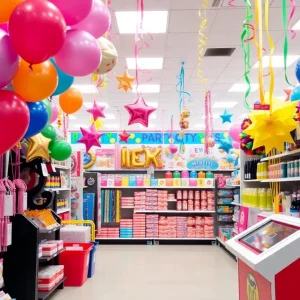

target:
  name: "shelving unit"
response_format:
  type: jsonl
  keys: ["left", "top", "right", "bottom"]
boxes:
{"left": 100, "top": 186, "right": 215, "bottom": 189}
{"left": 39, "top": 248, "right": 66, "bottom": 263}
{"left": 134, "top": 210, "right": 216, "bottom": 214}
{"left": 38, "top": 276, "right": 66, "bottom": 300}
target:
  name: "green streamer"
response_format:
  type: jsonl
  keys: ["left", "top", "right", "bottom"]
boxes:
{"left": 282, "top": 0, "right": 294, "bottom": 86}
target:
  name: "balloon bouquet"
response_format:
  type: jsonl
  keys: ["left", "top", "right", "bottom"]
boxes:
{"left": 0, "top": 0, "right": 114, "bottom": 162}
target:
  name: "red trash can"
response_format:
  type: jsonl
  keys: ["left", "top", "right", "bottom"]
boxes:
{"left": 59, "top": 243, "right": 93, "bottom": 286}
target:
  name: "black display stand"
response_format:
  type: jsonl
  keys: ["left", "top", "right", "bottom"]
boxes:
{"left": 3, "top": 212, "right": 65, "bottom": 300}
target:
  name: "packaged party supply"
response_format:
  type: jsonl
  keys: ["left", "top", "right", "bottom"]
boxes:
{"left": 107, "top": 174, "right": 114, "bottom": 187}
{"left": 60, "top": 225, "right": 91, "bottom": 243}
{"left": 217, "top": 190, "right": 233, "bottom": 197}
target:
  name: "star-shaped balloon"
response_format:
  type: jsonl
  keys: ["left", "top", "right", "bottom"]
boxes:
{"left": 124, "top": 95, "right": 156, "bottom": 127}
{"left": 77, "top": 124, "right": 103, "bottom": 152}
{"left": 87, "top": 100, "right": 106, "bottom": 121}
{"left": 218, "top": 137, "right": 233, "bottom": 154}
{"left": 119, "top": 130, "right": 130, "bottom": 143}
{"left": 244, "top": 92, "right": 297, "bottom": 154}
{"left": 284, "top": 89, "right": 292, "bottom": 102}
{"left": 296, "top": 102, "right": 300, "bottom": 114}
{"left": 220, "top": 109, "right": 233, "bottom": 124}
{"left": 116, "top": 70, "right": 135, "bottom": 92}
{"left": 26, "top": 134, "right": 51, "bottom": 162}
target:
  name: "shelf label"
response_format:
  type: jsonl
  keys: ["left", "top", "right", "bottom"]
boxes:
{"left": 4, "top": 194, "right": 13, "bottom": 216}
{"left": 41, "top": 163, "right": 49, "bottom": 177}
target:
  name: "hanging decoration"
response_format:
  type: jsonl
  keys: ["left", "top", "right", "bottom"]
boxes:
{"left": 77, "top": 123, "right": 103, "bottom": 152}
{"left": 168, "top": 116, "right": 178, "bottom": 154}
{"left": 220, "top": 109, "right": 233, "bottom": 124}
{"left": 116, "top": 70, "right": 136, "bottom": 92}
{"left": 90, "top": 117, "right": 104, "bottom": 131}
{"left": 218, "top": 137, "right": 233, "bottom": 154}
{"left": 204, "top": 91, "right": 214, "bottom": 154}
{"left": 26, "top": 134, "right": 51, "bottom": 162}
{"left": 284, "top": 89, "right": 292, "bottom": 101}
{"left": 59, "top": 87, "right": 83, "bottom": 115}
{"left": 124, "top": 95, "right": 156, "bottom": 127}
{"left": 119, "top": 130, "right": 131, "bottom": 143}
{"left": 296, "top": 102, "right": 300, "bottom": 121}
{"left": 49, "top": 140, "right": 72, "bottom": 161}
{"left": 87, "top": 99, "right": 106, "bottom": 120}
{"left": 243, "top": 93, "right": 297, "bottom": 154}
{"left": 83, "top": 151, "right": 96, "bottom": 169}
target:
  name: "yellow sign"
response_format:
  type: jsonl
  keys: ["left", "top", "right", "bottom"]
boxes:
{"left": 247, "top": 273, "right": 259, "bottom": 300}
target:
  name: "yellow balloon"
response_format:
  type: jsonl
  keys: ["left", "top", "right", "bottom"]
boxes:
{"left": 144, "top": 148, "right": 162, "bottom": 168}
{"left": 121, "top": 148, "right": 131, "bottom": 168}
{"left": 131, "top": 148, "right": 144, "bottom": 168}
{"left": 26, "top": 134, "right": 51, "bottom": 162}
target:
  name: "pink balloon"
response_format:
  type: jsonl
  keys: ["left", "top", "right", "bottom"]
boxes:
{"left": 50, "top": 103, "right": 58, "bottom": 124}
{"left": 232, "top": 141, "right": 240, "bottom": 149}
{"left": 0, "top": 90, "right": 30, "bottom": 155}
{"left": 0, "top": 29, "right": 19, "bottom": 89}
{"left": 0, "top": 23, "right": 8, "bottom": 33}
{"left": 229, "top": 124, "right": 242, "bottom": 143}
{"left": 9, "top": 0, "right": 66, "bottom": 65}
{"left": 169, "top": 144, "right": 178, "bottom": 154}
{"left": 72, "top": 0, "right": 111, "bottom": 38}
{"left": 48, "top": 0, "right": 93, "bottom": 26}
{"left": 54, "top": 29, "right": 101, "bottom": 77}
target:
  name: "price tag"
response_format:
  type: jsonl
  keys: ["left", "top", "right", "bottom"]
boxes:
{"left": 23, "top": 192, "right": 28, "bottom": 211}
{"left": 4, "top": 194, "right": 13, "bottom": 216}
{"left": 6, "top": 223, "right": 12, "bottom": 246}
{"left": 41, "top": 163, "right": 49, "bottom": 177}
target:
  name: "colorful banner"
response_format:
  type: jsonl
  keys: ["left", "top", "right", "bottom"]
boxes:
{"left": 70, "top": 131, "right": 229, "bottom": 145}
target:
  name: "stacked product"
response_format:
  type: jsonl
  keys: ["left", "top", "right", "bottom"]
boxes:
{"left": 97, "top": 228, "right": 108, "bottom": 239}
{"left": 40, "top": 240, "right": 64, "bottom": 257}
{"left": 195, "top": 217, "right": 205, "bottom": 238}
{"left": 146, "top": 189, "right": 158, "bottom": 210}
{"left": 146, "top": 214, "right": 159, "bottom": 238}
{"left": 38, "top": 265, "right": 64, "bottom": 292}
{"left": 101, "top": 189, "right": 121, "bottom": 223}
{"left": 201, "top": 190, "right": 215, "bottom": 211}
{"left": 168, "top": 193, "right": 176, "bottom": 202}
{"left": 187, "top": 217, "right": 196, "bottom": 238}
{"left": 204, "top": 217, "right": 214, "bottom": 238}
{"left": 158, "top": 216, "right": 177, "bottom": 238}
{"left": 267, "top": 159, "right": 300, "bottom": 179}
{"left": 134, "top": 191, "right": 146, "bottom": 210}
{"left": 96, "top": 228, "right": 120, "bottom": 239}
{"left": 157, "top": 190, "right": 168, "bottom": 210}
{"left": 120, "top": 219, "right": 133, "bottom": 238}
{"left": 133, "top": 214, "right": 146, "bottom": 238}
{"left": 176, "top": 217, "right": 187, "bottom": 238}
{"left": 121, "top": 197, "right": 134, "bottom": 208}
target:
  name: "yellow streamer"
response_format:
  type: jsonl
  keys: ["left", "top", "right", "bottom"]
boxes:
{"left": 197, "top": 0, "right": 209, "bottom": 86}
{"left": 264, "top": 0, "right": 275, "bottom": 111}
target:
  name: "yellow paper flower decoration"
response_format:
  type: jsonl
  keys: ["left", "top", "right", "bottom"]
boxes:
{"left": 90, "top": 116, "right": 104, "bottom": 131}
{"left": 244, "top": 93, "right": 297, "bottom": 154}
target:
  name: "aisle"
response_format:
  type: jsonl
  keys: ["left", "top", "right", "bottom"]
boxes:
{"left": 53, "top": 245, "right": 238, "bottom": 300}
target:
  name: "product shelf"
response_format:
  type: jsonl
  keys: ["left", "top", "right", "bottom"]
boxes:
{"left": 39, "top": 248, "right": 65, "bottom": 263}
{"left": 261, "top": 177, "right": 300, "bottom": 183}
{"left": 100, "top": 186, "right": 215, "bottom": 189}
{"left": 260, "top": 148, "right": 300, "bottom": 162}
{"left": 39, "top": 225, "right": 62, "bottom": 234}
{"left": 134, "top": 210, "right": 215, "bottom": 214}
{"left": 57, "top": 208, "right": 70, "bottom": 214}
{"left": 44, "top": 188, "right": 71, "bottom": 191}
{"left": 38, "top": 276, "right": 66, "bottom": 300}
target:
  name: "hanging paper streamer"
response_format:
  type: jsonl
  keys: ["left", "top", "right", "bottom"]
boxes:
{"left": 288, "top": 0, "right": 296, "bottom": 39}
{"left": 204, "top": 91, "right": 214, "bottom": 155}
{"left": 176, "top": 62, "right": 191, "bottom": 111}
{"left": 197, "top": 0, "right": 209, "bottom": 86}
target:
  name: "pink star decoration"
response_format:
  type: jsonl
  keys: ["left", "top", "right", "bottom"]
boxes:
{"left": 77, "top": 124, "right": 103, "bottom": 152}
{"left": 87, "top": 100, "right": 106, "bottom": 121}
{"left": 124, "top": 95, "right": 156, "bottom": 127}
{"left": 119, "top": 130, "right": 131, "bottom": 143}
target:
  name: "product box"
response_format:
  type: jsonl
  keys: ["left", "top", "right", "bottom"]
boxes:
{"left": 150, "top": 178, "right": 158, "bottom": 186}
{"left": 129, "top": 175, "right": 137, "bottom": 186}
{"left": 107, "top": 174, "right": 114, "bottom": 187}
{"left": 173, "top": 178, "right": 181, "bottom": 186}
{"left": 158, "top": 179, "right": 166, "bottom": 187}
{"left": 181, "top": 178, "right": 189, "bottom": 187}
{"left": 166, "top": 178, "right": 173, "bottom": 186}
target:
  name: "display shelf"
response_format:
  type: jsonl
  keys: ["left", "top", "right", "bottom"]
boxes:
{"left": 51, "top": 164, "right": 70, "bottom": 170}
{"left": 216, "top": 237, "right": 227, "bottom": 246}
{"left": 238, "top": 204, "right": 273, "bottom": 211}
{"left": 44, "top": 188, "right": 71, "bottom": 191}
{"left": 38, "top": 276, "right": 66, "bottom": 300}
{"left": 121, "top": 207, "right": 134, "bottom": 209}
{"left": 89, "top": 169, "right": 235, "bottom": 172}
{"left": 39, "top": 225, "right": 62, "bottom": 234}
{"left": 244, "top": 179, "right": 261, "bottom": 182}
{"left": 39, "top": 248, "right": 65, "bottom": 262}
{"left": 260, "top": 148, "right": 300, "bottom": 162}
{"left": 134, "top": 210, "right": 215, "bottom": 214}
{"left": 57, "top": 208, "right": 70, "bottom": 214}
{"left": 261, "top": 177, "right": 300, "bottom": 183}
{"left": 154, "top": 237, "right": 216, "bottom": 241}
{"left": 231, "top": 202, "right": 242, "bottom": 206}
{"left": 100, "top": 186, "right": 215, "bottom": 189}
{"left": 96, "top": 237, "right": 152, "bottom": 240}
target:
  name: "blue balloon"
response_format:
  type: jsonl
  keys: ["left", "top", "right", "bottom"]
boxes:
{"left": 227, "top": 155, "right": 234, "bottom": 163}
{"left": 50, "top": 58, "right": 74, "bottom": 96}
{"left": 290, "top": 84, "right": 300, "bottom": 102}
{"left": 24, "top": 102, "right": 48, "bottom": 138}
{"left": 295, "top": 60, "right": 300, "bottom": 82}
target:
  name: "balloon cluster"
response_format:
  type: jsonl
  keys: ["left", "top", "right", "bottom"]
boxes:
{"left": 240, "top": 118, "right": 265, "bottom": 156}
{"left": 291, "top": 60, "right": 300, "bottom": 102}
{"left": 121, "top": 147, "right": 163, "bottom": 169}
{"left": 0, "top": 0, "right": 115, "bottom": 156}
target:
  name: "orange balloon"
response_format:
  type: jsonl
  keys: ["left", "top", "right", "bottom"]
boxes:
{"left": 59, "top": 88, "right": 83, "bottom": 114}
{"left": 0, "top": 0, "right": 23, "bottom": 23}
{"left": 12, "top": 59, "right": 58, "bottom": 102}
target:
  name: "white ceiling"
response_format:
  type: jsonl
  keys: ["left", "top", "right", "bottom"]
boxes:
{"left": 66, "top": 0, "right": 300, "bottom": 131}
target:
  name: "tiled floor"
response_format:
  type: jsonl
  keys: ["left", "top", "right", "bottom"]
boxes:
{"left": 52, "top": 245, "right": 238, "bottom": 300}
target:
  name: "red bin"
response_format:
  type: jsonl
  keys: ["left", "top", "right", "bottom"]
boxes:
{"left": 59, "top": 243, "right": 93, "bottom": 287}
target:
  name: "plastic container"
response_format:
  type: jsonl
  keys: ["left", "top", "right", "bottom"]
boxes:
{"left": 59, "top": 243, "right": 93, "bottom": 286}
{"left": 181, "top": 171, "right": 189, "bottom": 178}
{"left": 88, "top": 242, "right": 99, "bottom": 278}
{"left": 205, "top": 171, "right": 214, "bottom": 178}
{"left": 198, "top": 171, "right": 205, "bottom": 178}
{"left": 190, "top": 171, "right": 197, "bottom": 178}
{"left": 173, "top": 171, "right": 180, "bottom": 178}
{"left": 165, "top": 171, "right": 172, "bottom": 179}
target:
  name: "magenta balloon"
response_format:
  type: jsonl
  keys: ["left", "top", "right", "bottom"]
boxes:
{"left": 232, "top": 141, "right": 240, "bottom": 149}
{"left": 229, "top": 124, "right": 242, "bottom": 143}
{"left": 54, "top": 29, "right": 101, "bottom": 77}
{"left": 48, "top": 0, "right": 93, "bottom": 26}
{"left": 0, "top": 23, "right": 8, "bottom": 33}
{"left": 0, "top": 90, "right": 30, "bottom": 155}
{"left": 72, "top": 0, "right": 111, "bottom": 38}
{"left": 50, "top": 103, "right": 58, "bottom": 124}
{"left": 8, "top": 0, "right": 66, "bottom": 65}
{"left": 0, "top": 30, "right": 19, "bottom": 89}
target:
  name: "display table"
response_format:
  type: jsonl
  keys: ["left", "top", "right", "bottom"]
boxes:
{"left": 226, "top": 214, "right": 300, "bottom": 300}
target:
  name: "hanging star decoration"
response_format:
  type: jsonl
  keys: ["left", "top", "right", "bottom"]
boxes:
{"left": 124, "top": 95, "right": 156, "bottom": 127}
{"left": 244, "top": 92, "right": 297, "bottom": 154}
{"left": 116, "top": 70, "right": 135, "bottom": 92}
{"left": 218, "top": 137, "right": 233, "bottom": 154}
{"left": 77, "top": 124, "right": 103, "bottom": 152}
{"left": 87, "top": 100, "right": 106, "bottom": 121}
{"left": 295, "top": 102, "right": 300, "bottom": 121}
{"left": 26, "top": 134, "right": 51, "bottom": 162}
{"left": 284, "top": 89, "right": 292, "bottom": 102}
{"left": 220, "top": 109, "right": 233, "bottom": 124}
{"left": 119, "top": 130, "right": 131, "bottom": 143}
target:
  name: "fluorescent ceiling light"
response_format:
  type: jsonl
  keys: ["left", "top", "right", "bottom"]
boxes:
{"left": 116, "top": 11, "right": 168, "bottom": 34}
{"left": 253, "top": 55, "right": 299, "bottom": 68}
{"left": 292, "top": 19, "right": 300, "bottom": 30}
{"left": 132, "top": 84, "right": 160, "bottom": 93}
{"left": 104, "top": 124, "right": 119, "bottom": 129}
{"left": 147, "top": 102, "right": 158, "bottom": 108}
{"left": 228, "top": 83, "right": 259, "bottom": 92}
{"left": 83, "top": 102, "right": 109, "bottom": 108}
{"left": 126, "top": 58, "right": 164, "bottom": 70}
{"left": 72, "top": 85, "right": 98, "bottom": 94}
{"left": 193, "top": 124, "right": 205, "bottom": 128}
{"left": 68, "top": 115, "right": 77, "bottom": 120}
{"left": 212, "top": 102, "right": 238, "bottom": 108}
{"left": 105, "top": 113, "right": 116, "bottom": 120}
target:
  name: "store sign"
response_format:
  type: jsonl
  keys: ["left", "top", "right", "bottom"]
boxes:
{"left": 186, "top": 158, "right": 219, "bottom": 170}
